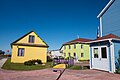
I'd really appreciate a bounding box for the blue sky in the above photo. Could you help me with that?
[0,0,110,52]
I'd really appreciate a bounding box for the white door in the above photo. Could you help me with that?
[92,46,109,71]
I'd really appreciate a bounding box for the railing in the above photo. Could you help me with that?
[53,58,74,67]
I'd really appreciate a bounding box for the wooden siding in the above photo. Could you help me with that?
[113,41,120,70]
[101,0,120,36]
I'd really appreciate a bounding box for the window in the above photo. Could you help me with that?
[18,48,24,56]
[94,48,98,58]
[81,53,84,57]
[74,44,76,49]
[64,53,66,57]
[64,46,66,50]
[69,45,71,49]
[81,44,83,49]
[73,53,76,58]
[68,53,71,57]
[29,35,35,43]
[101,47,107,58]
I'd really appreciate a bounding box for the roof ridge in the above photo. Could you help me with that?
[64,38,92,45]
[109,33,120,38]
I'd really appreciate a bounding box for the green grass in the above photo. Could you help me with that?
[2,58,52,71]
[68,65,89,70]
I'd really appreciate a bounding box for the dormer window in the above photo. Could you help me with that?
[29,35,35,43]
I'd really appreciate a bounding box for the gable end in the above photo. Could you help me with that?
[11,31,49,47]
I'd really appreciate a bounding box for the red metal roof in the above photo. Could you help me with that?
[63,34,120,45]
[64,38,92,45]
[95,34,120,40]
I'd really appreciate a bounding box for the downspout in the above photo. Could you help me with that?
[100,17,103,37]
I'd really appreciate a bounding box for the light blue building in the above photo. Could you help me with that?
[98,0,120,37]
[87,34,120,73]
[89,0,120,73]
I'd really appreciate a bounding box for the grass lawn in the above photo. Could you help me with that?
[2,58,52,71]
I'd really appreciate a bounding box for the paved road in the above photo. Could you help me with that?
[0,69,120,80]
[0,58,7,68]
[59,69,120,80]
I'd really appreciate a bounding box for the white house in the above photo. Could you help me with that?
[48,50,62,58]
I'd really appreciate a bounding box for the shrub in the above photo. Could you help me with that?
[36,59,42,64]
[24,60,33,66]
[24,59,42,66]
[47,56,53,62]
[116,67,120,74]
[47,59,53,62]
[65,56,74,60]
[59,56,64,59]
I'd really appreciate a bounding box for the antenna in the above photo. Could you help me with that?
[77,35,79,39]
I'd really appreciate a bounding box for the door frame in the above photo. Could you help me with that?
[91,45,109,71]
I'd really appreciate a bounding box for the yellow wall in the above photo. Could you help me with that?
[11,45,47,63]
[62,43,90,61]
[17,32,46,45]
[11,31,48,63]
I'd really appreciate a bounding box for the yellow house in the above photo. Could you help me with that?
[11,31,49,63]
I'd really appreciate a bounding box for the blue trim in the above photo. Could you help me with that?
[108,46,112,71]
[90,41,109,47]
[112,40,120,43]
[90,47,92,68]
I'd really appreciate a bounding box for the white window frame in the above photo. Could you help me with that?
[18,48,25,56]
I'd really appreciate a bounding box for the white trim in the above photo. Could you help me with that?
[86,39,112,43]
[91,46,99,69]
[100,17,103,37]
[112,42,115,72]
[97,0,115,18]
[112,38,120,41]
[90,47,92,69]
[110,41,115,73]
